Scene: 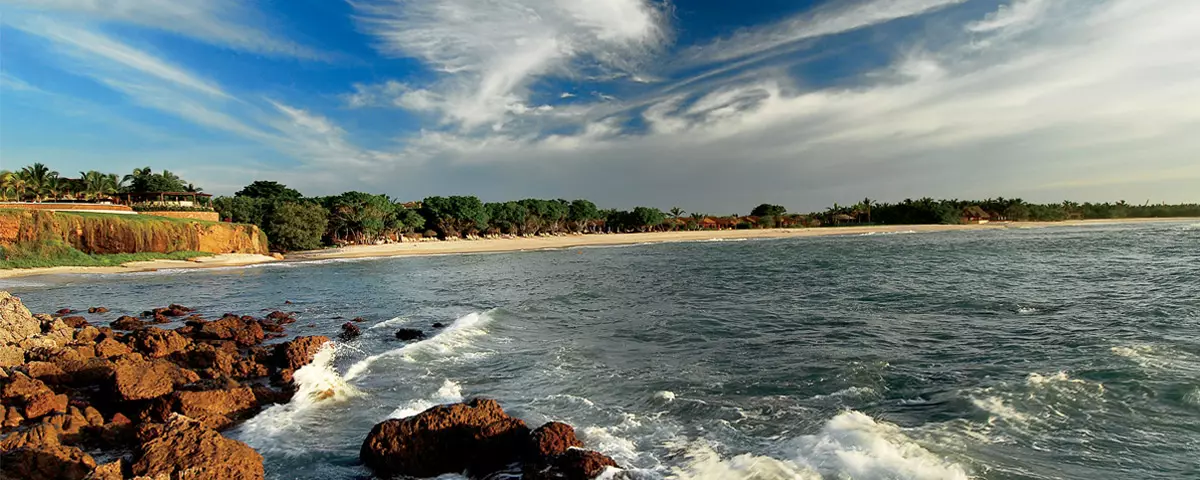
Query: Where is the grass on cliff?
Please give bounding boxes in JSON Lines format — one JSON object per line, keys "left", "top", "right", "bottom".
{"left": 0, "top": 239, "right": 212, "bottom": 269}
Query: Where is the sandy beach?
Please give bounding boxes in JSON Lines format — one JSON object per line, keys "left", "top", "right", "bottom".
{"left": 1, "top": 217, "right": 1194, "bottom": 279}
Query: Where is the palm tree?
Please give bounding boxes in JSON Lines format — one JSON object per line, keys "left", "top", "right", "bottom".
{"left": 42, "top": 176, "right": 63, "bottom": 201}
{"left": 2, "top": 170, "right": 28, "bottom": 201}
{"left": 861, "top": 197, "right": 873, "bottom": 224}
{"left": 19, "top": 163, "right": 59, "bottom": 202}
{"left": 122, "top": 167, "right": 151, "bottom": 192}
{"left": 668, "top": 207, "right": 685, "bottom": 231}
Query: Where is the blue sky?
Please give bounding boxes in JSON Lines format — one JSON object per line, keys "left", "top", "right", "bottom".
{"left": 1, "top": 0, "right": 1198, "bottom": 212}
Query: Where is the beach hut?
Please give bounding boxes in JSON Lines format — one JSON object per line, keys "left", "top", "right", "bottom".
{"left": 962, "top": 206, "right": 991, "bottom": 224}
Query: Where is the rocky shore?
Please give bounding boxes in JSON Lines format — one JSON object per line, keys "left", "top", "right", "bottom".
{"left": 0, "top": 292, "right": 620, "bottom": 479}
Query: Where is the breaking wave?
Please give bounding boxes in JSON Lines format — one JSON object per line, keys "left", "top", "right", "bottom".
{"left": 388, "top": 379, "right": 465, "bottom": 419}
{"left": 344, "top": 310, "right": 495, "bottom": 381}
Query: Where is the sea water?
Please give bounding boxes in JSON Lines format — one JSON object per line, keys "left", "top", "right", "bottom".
{"left": 5, "top": 221, "right": 1199, "bottom": 479}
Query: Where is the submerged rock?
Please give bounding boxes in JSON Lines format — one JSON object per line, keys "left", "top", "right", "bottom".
{"left": 360, "top": 398, "right": 531, "bottom": 478}
{"left": 339, "top": 322, "right": 362, "bottom": 340}
{"left": 394, "top": 328, "right": 426, "bottom": 341}
{"left": 110, "top": 315, "right": 145, "bottom": 331}
{"left": 87, "top": 307, "right": 109, "bottom": 314}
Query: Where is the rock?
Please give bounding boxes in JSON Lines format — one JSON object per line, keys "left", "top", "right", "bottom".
{"left": 23, "top": 392, "right": 69, "bottom": 419}
{"left": 177, "top": 343, "right": 235, "bottom": 378}
{"left": 352, "top": 317, "right": 366, "bottom": 323}
{"left": 528, "top": 422, "right": 584, "bottom": 459}
{"left": 395, "top": 328, "right": 426, "bottom": 341}
{"left": 110, "top": 359, "right": 198, "bottom": 401}
{"left": 3, "top": 407, "right": 24, "bottom": 428}
{"left": 360, "top": 398, "right": 531, "bottom": 478}
{"left": 87, "top": 307, "right": 110, "bottom": 314}
{"left": 152, "top": 313, "right": 171, "bottom": 324}
{"left": 339, "top": 322, "right": 361, "bottom": 341}
{"left": 273, "top": 336, "right": 329, "bottom": 371}
{"left": 43, "top": 406, "right": 91, "bottom": 435}
{"left": 432, "top": 322, "right": 446, "bottom": 329}
{"left": 86, "top": 460, "right": 124, "bottom": 480}
{"left": 265, "top": 311, "right": 292, "bottom": 321}
{"left": 83, "top": 406, "right": 104, "bottom": 427}
{"left": 94, "top": 338, "right": 132, "bottom": 358}
{"left": 0, "top": 421, "right": 61, "bottom": 451}
{"left": 56, "top": 308, "right": 75, "bottom": 315}
{"left": 195, "top": 315, "right": 265, "bottom": 346}
{"left": 0, "top": 292, "right": 42, "bottom": 345}
{"left": 250, "top": 385, "right": 293, "bottom": 406}
{"left": 271, "top": 253, "right": 285, "bottom": 260}
{"left": 110, "top": 316, "right": 145, "bottom": 331}
{"left": 60, "top": 316, "right": 89, "bottom": 328}
{"left": 170, "top": 386, "right": 258, "bottom": 430}
{"left": 24, "top": 361, "right": 69, "bottom": 384}
{"left": 0, "top": 443, "right": 97, "bottom": 480}
{"left": 131, "top": 415, "right": 264, "bottom": 480}
{"left": 0, "top": 344, "right": 25, "bottom": 367}
{"left": 153, "top": 305, "right": 192, "bottom": 317}
{"left": 128, "top": 327, "right": 190, "bottom": 359}
{"left": 3, "top": 372, "right": 53, "bottom": 403}
{"left": 524, "top": 449, "right": 621, "bottom": 480}
{"left": 74, "top": 326, "right": 101, "bottom": 344}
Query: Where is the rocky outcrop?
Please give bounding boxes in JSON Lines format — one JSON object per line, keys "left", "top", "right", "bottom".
{"left": 395, "top": 328, "right": 426, "bottom": 341}
{"left": 0, "top": 294, "right": 327, "bottom": 480}
{"left": 0, "top": 209, "right": 268, "bottom": 255}
{"left": 339, "top": 322, "right": 361, "bottom": 340}
{"left": 361, "top": 399, "right": 621, "bottom": 480}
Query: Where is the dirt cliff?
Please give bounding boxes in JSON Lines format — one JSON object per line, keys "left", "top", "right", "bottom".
{"left": 0, "top": 210, "right": 268, "bottom": 255}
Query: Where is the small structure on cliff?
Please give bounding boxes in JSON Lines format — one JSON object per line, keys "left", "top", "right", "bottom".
{"left": 119, "top": 192, "right": 214, "bottom": 209}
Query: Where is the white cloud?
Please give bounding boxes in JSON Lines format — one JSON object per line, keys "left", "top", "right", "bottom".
{"left": 966, "top": 0, "right": 1048, "bottom": 33}
{"left": 0, "top": 0, "right": 321, "bottom": 58}
{"left": 0, "top": 72, "right": 40, "bottom": 92}
{"left": 351, "top": 0, "right": 670, "bottom": 129}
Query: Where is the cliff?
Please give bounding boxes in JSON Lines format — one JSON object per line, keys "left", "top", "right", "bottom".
{"left": 0, "top": 209, "right": 268, "bottom": 256}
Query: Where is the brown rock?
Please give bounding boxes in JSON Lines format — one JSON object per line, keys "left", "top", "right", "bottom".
{"left": 339, "top": 322, "right": 361, "bottom": 340}
{"left": 87, "top": 307, "right": 110, "bottom": 314}
{"left": 2, "top": 372, "right": 53, "bottom": 403}
{"left": 0, "top": 443, "right": 96, "bottom": 480}
{"left": 196, "top": 315, "right": 265, "bottom": 346}
{"left": 177, "top": 343, "right": 235, "bottom": 378}
{"left": 171, "top": 386, "right": 258, "bottom": 430}
{"left": 0, "top": 421, "right": 62, "bottom": 450}
{"left": 0, "top": 344, "right": 26, "bottom": 367}
{"left": 110, "top": 315, "right": 145, "bottom": 331}
{"left": 265, "top": 311, "right": 292, "bottom": 321}
{"left": 528, "top": 422, "right": 585, "bottom": 459}
{"left": 94, "top": 338, "right": 131, "bottom": 358}
{"left": 250, "top": 384, "right": 293, "bottom": 406}
{"left": 86, "top": 460, "right": 124, "bottom": 480}
{"left": 25, "top": 361, "right": 69, "bottom": 384}
{"left": 360, "top": 398, "right": 532, "bottom": 478}
{"left": 128, "top": 327, "right": 191, "bottom": 359}
{"left": 74, "top": 326, "right": 101, "bottom": 344}
{"left": 60, "top": 316, "right": 89, "bottom": 328}
{"left": 111, "top": 359, "right": 197, "bottom": 401}
{"left": 152, "top": 313, "right": 171, "bottom": 324}
{"left": 56, "top": 308, "right": 75, "bottom": 315}
{"left": 24, "top": 392, "right": 70, "bottom": 419}
{"left": 84, "top": 406, "right": 105, "bottom": 427}
{"left": 131, "top": 415, "right": 264, "bottom": 480}
{"left": 274, "top": 336, "right": 329, "bottom": 371}
{"left": 3, "top": 407, "right": 24, "bottom": 428}
{"left": 43, "top": 406, "right": 91, "bottom": 436}
{"left": 41, "top": 319, "right": 76, "bottom": 347}
{"left": 0, "top": 292, "right": 42, "bottom": 345}
{"left": 524, "top": 449, "right": 621, "bottom": 480}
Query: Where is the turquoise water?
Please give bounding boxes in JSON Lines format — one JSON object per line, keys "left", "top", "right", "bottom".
{"left": 5, "top": 221, "right": 1200, "bottom": 479}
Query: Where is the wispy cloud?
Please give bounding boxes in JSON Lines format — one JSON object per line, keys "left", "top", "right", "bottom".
{"left": 0, "top": 0, "right": 323, "bottom": 59}
{"left": 350, "top": 0, "right": 670, "bottom": 129}
{"left": 0, "top": 72, "right": 42, "bottom": 92}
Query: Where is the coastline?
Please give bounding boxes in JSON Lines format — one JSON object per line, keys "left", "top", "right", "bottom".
{"left": 2, "top": 217, "right": 1195, "bottom": 279}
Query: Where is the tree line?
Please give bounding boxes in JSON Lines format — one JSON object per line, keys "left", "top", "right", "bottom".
{"left": 814, "top": 197, "right": 1200, "bottom": 225}
{"left": 0, "top": 163, "right": 201, "bottom": 202}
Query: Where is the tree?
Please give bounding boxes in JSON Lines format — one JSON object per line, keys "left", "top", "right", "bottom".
{"left": 235, "top": 181, "right": 303, "bottom": 201}
{"left": 323, "top": 191, "right": 396, "bottom": 244}
{"left": 861, "top": 198, "right": 873, "bottom": 224}
{"left": 668, "top": 207, "right": 685, "bottom": 231}
{"left": 750, "top": 204, "right": 786, "bottom": 218}
{"left": 486, "top": 201, "right": 528, "bottom": 234}
{"left": 420, "top": 196, "right": 489, "bottom": 238}
{"left": 80, "top": 171, "right": 119, "bottom": 201}
{"left": 266, "top": 202, "right": 328, "bottom": 252}
{"left": 19, "top": 163, "right": 58, "bottom": 202}
{"left": 630, "top": 206, "right": 665, "bottom": 232}
{"left": 567, "top": 199, "right": 600, "bottom": 232}
{"left": 213, "top": 196, "right": 270, "bottom": 225}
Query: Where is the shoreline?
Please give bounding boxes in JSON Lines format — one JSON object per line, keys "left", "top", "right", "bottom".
{"left": 2, "top": 217, "right": 1195, "bottom": 279}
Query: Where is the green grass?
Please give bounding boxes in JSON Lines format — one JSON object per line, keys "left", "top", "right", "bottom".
{"left": 0, "top": 240, "right": 213, "bottom": 269}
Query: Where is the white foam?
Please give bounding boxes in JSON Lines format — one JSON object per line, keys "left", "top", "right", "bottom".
{"left": 809, "top": 386, "right": 879, "bottom": 401}
{"left": 388, "top": 379, "right": 465, "bottom": 419}
{"left": 1184, "top": 388, "right": 1200, "bottom": 407}
{"left": 234, "top": 343, "right": 360, "bottom": 453}
{"left": 654, "top": 391, "right": 676, "bottom": 402}
{"left": 344, "top": 310, "right": 495, "bottom": 381}
{"left": 672, "top": 411, "right": 968, "bottom": 480}
{"left": 859, "top": 230, "right": 917, "bottom": 236}
{"left": 367, "top": 316, "right": 408, "bottom": 330}
{"left": 1016, "top": 306, "right": 1039, "bottom": 314}
{"left": 970, "top": 396, "right": 1032, "bottom": 425}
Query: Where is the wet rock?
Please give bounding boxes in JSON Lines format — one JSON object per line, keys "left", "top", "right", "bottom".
{"left": 153, "top": 304, "right": 193, "bottom": 318}
{"left": 0, "top": 443, "right": 97, "bottom": 480}
{"left": 523, "top": 449, "right": 621, "bottom": 480}
{"left": 1, "top": 292, "right": 42, "bottom": 345}
{"left": 131, "top": 415, "right": 264, "bottom": 480}
{"left": 265, "top": 311, "right": 292, "bottom": 321}
{"left": 340, "top": 322, "right": 362, "bottom": 341}
{"left": 273, "top": 336, "right": 329, "bottom": 371}
{"left": 128, "top": 327, "right": 191, "bottom": 359}
{"left": 170, "top": 386, "right": 258, "bottom": 430}
{"left": 55, "top": 308, "right": 74, "bottom": 315}
{"left": 351, "top": 317, "right": 365, "bottom": 322}
{"left": 60, "top": 316, "right": 89, "bottom": 328}
{"left": 87, "top": 307, "right": 109, "bottom": 314}
{"left": 360, "top": 398, "right": 531, "bottom": 478}
{"left": 395, "top": 328, "right": 426, "bottom": 341}
{"left": 432, "top": 322, "right": 446, "bottom": 329}
{"left": 251, "top": 384, "right": 293, "bottom": 406}
{"left": 152, "top": 313, "right": 171, "bottom": 324}
{"left": 110, "top": 315, "right": 145, "bottom": 331}
{"left": 527, "top": 422, "right": 584, "bottom": 459}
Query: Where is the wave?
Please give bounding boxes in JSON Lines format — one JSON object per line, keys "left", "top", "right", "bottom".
{"left": 388, "top": 379, "right": 465, "bottom": 419}
{"left": 233, "top": 343, "right": 360, "bottom": 454}
{"left": 672, "top": 411, "right": 968, "bottom": 480}
{"left": 367, "top": 316, "right": 409, "bottom": 330}
{"left": 859, "top": 230, "right": 917, "bottom": 236}
{"left": 344, "top": 310, "right": 495, "bottom": 381}
{"left": 1111, "top": 343, "right": 1200, "bottom": 372}
{"left": 808, "top": 386, "right": 879, "bottom": 402}
{"left": 1015, "top": 306, "right": 1039, "bottom": 314}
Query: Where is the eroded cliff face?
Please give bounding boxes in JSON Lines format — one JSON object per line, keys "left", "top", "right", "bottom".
{"left": 0, "top": 210, "right": 268, "bottom": 255}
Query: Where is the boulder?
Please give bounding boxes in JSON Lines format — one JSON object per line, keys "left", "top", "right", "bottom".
{"left": 24, "top": 361, "right": 69, "bottom": 384}
{"left": 0, "top": 344, "right": 25, "bottom": 367}
{"left": 352, "top": 317, "right": 366, "bottom": 323}
{"left": 23, "top": 392, "right": 69, "bottom": 419}
{"left": 0, "top": 443, "right": 97, "bottom": 480}
{"left": 60, "top": 316, "right": 89, "bottom": 328}
{"left": 339, "top": 322, "right": 361, "bottom": 341}
{"left": 110, "top": 316, "right": 145, "bottom": 331}
{"left": 265, "top": 311, "right": 292, "bottom": 321}
{"left": 110, "top": 359, "right": 199, "bottom": 401}
{"left": 0, "top": 421, "right": 61, "bottom": 451}
{"left": 0, "top": 292, "right": 42, "bottom": 345}
{"left": 432, "top": 322, "right": 446, "bottom": 329}
{"left": 42, "top": 406, "right": 92, "bottom": 436}
{"left": 176, "top": 343, "right": 235, "bottom": 378}
{"left": 3, "top": 406, "right": 25, "bottom": 428}
{"left": 524, "top": 449, "right": 620, "bottom": 480}
{"left": 195, "top": 315, "right": 265, "bottom": 346}
{"left": 395, "top": 328, "right": 426, "bottom": 341}
{"left": 273, "top": 336, "right": 329, "bottom": 371}
{"left": 86, "top": 460, "right": 124, "bottom": 480}
{"left": 527, "top": 422, "right": 584, "bottom": 459}
{"left": 56, "top": 308, "right": 75, "bottom": 315}
{"left": 87, "top": 307, "right": 110, "bottom": 314}
{"left": 170, "top": 386, "right": 258, "bottom": 430}
{"left": 74, "top": 326, "right": 101, "bottom": 344}
{"left": 3, "top": 372, "right": 54, "bottom": 403}
{"left": 360, "top": 398, "right": 531, "bottom": 478}
{"left": 128, "top": 327, "right": 191, "bottom": 359}
{"left": 131, "top": 415, "right": 264, "bottom": 480}
{"left": 94, "top": 338, "right": 131, "bottom": 358}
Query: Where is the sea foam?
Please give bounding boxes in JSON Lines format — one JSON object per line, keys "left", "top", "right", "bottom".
{"left": 388, "top": 379, "right": 465, "bottom": 419}
{"left": 344, "top": 310, "right": 495, "bottom": 381}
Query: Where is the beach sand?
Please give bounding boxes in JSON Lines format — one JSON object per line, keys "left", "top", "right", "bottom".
{"left": 1, "top": 217, "right": 1194, "bottom": 278}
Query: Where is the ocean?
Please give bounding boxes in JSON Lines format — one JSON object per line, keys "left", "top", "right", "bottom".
{"left": 4, "top": 221, "right": 1199, "bottom": 479}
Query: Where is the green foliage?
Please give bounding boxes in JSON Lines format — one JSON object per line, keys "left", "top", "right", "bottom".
{"left": 0, "top": 239, "right": 211, "bottom": 269}
{"left": 214, "top": 196, "right": 270, "bottom": 226}
{"left": 323, "top": 191, "right": 397, "bottom": 243}
{"left": 605, "top": 207, "right": 666, "bottom": 232}
{"left": 266, "top": 202, "right": 328, "bottom": 252}
{"left": 750, "top": 204, "right": 787, "bottom": 217}
{"left": 132, "top": 205, "right": 215, "bottom": 212}
{"left": 568, "top": 199, "right": 600, "bottom": 232}
{"left": 486, "top": 201, "right": 528, "bottom": 234}
{"left": 235, "top": 181, "right": 303, "bottom": 201}
{"left": 121, "top": 168, "right": 195, "bottom": 194}
{"left": 421, "top": 196, "right": 489, "bottom": 238}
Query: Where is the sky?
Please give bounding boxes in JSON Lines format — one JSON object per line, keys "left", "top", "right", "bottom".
{"left": 0, "top": 0, "right": 1197, "bottom": 213}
